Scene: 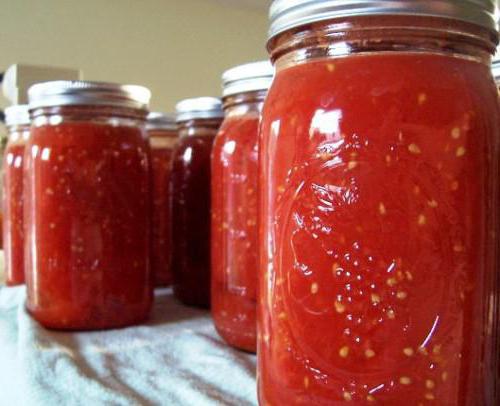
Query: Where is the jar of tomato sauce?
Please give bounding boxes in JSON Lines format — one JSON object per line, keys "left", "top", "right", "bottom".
{"left": 258, "top": 1, "right": 500, "bottom": 404}
{"left": 3, "top": 105, "right": 30, "bottom": 286}
{"left": 493, "top": 56, "right": 500, "bottom": 87}
{"left": 0, "top": 126, "right": 6, "bottom": 251}
{"left": 147, "top": 112, "right": 178, "bottom": 287}
{"left": 172, "top": 97, "right": 223, "bottom": 308}
{"left": 26, "top": 81, "right": 152, "bottom": 330}
{"left": 0, "top": 121, "right": 8, "bottom": 251}
{"left": 212, "top": 61, "right": 273, "bottom": 352}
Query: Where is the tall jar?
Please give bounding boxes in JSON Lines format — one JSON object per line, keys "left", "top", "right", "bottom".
{"left": 212, "top": 62, "right": 273, "bottom": 352}
{"left": 26, "top": 81, "right": 152, "bottom": 330}
{"left": 147, "top": 112, "right": 178, "bottom": 287}
{"left": 493, "top": 56, "right": 500, "bottom": 88}
{"left": 0, "top": 119, "right": 7, "bottom": 251}
{"left": 172, "top": 98, "right": 223, "bottom": 308}
{"left": 3, "top": 105, "right": 30, "bottom": 286}
{"left": 258, "top": 1, "right": 500, "bottom": 404}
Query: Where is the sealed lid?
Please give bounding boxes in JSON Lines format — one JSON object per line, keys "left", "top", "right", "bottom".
{"left": 28, "top": 80, "right": 151, "bottom": 110}
{"left": 175, "top": 97, "right": 224, "bottom": 122}
{"left": 147, "top": 112, "right": 177, "bottom": 131}
{"left": 4, "top": 104, "right": 30, "bottom": 127}
{"left": 222, "top": 61, "right": 274, "bottom": 97}
{"left": 269, "top": 0, "right": 498, "bottom": 39}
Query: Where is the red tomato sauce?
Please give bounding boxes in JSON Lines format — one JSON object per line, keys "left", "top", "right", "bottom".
{"left": 0, "top": 213, "right": 3, "bottom": 249}
{"left": 3, "top": 141, "right": 27, "bottom": 286}
{"left": 171, "top": 134, "right": 215, "bottom": 307}
{"left": 212, "top": 114, "right": 259, "bottom": 352}
{"left": 258, "top": 54, "right": 499, "bottom": 404}
{"left": 25, "top": 122, "right": 152, "bottom": 330}
{"left": 149, "top": 130, "right": 177, "bottom": 287}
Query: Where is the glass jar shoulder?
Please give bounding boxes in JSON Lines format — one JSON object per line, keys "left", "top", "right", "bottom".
{"left": 262, "top": 52, "right": 499, "bottom": 152}
{"left": 218, "top": 113, "right": 260, "bottom": 141}
{"left": 214, "top": 114, "right": 260, "bottom": 160}
{"left": 4, "top": 131, "right": 28, "bottom": 174}
{"left": 26, "top": 122, "right": 149, "bottom": 173}
{"left": 30, "top": 121, "right": 146, "bottom": 147}
{"left": 4, "top": 138, "right": 27, "bottom": 159}
{"left": 148, "top": 128, "right": 178, "bottom": 150}
{"left": 25, "top": 122, "right": 150, "bottom": 197}
{"left": 6, "top": 128, "right": 30, "bottom": 148}
{"left": 172, "top": 134, "right": 215, "bottom": 166}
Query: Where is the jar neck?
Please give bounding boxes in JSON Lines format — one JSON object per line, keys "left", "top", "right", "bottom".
{"left": 268, "top": 16, "right": 497, "bottom": 71}
{"left": 7, "top": 124, "right": 30, "bottom": 144}
{"left": 147, "top": 128, "right": 178, "bottom": 149}
{"left": 223, "top": 90, "right": 267, "bottom": 118}
{"left": 31, "top": 105, "right": 148, "bottom": 128}
{"left": 147, "top": 128, "right": 177, "bottom": 138}
{"left": 177, "top": 117, "right": 222, "bottom": 137}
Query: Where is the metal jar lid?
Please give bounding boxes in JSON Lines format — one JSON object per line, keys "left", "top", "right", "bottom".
{"left": 4, "top": 104, "right": 30, "bottom": 127}
{"left": 269, "top": 0, "right": 498, "bottom": 40}
{"left": 222, "top": 61, "right": 274, "bottom": 97}
{"left": 147, "top": 112, "right": 177, "bottom": 131}
{"left": 28, "top": 80, "right": 151, "bottom": 110}
{"left": 175, "top": 97, "right": 224, "bottom": 122}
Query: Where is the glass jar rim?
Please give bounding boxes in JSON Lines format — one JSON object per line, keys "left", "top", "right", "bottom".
{"left": 269, "top": 0, "right": 499, "bottom": 41}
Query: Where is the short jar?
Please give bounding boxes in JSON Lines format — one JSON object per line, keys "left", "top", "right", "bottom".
{"left": 211, "top": 61, "right": 273, "bottom": 352}
{"left": 3, "top": 105, "right": 30, "bottom": 286}
{"left": 492, "top": 56, "right": 500, "bottom": 88}
{"left": 147, "top": 112, "right": 178, "bottom": 287}
{"left": 25, "top": 81, "right": 153, "bottom": 330}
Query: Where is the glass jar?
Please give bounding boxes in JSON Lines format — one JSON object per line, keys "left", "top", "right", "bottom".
{"left": 172, "top": 97, "right": 223, "bottom": 308}
{"left": 258, "top": 1, "right": 500, "bottom": 404}
{"left": 0, "top": 119, "right": 7, "bottom": 251}
{"left": 147, "top": 112, "right": 178, "bottom": 287}
{"left": 493, "top": 56, "right": 500, "bottom": 88}
{"left": 211, "top": 62, "right": 273, "bottom": 352}
{"left": 25, "top": 81, "right": 152, "bottom": 330}
{"left": 3, "top": 105, "right": 30, "bottom": 286}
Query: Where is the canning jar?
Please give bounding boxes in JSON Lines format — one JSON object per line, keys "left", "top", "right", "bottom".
{"left": 26, "top": 81, "right": 152, "bottom": 330}
{"left": 493, "top": 56, "right": 500, "bottom": 88}
{"left": 212, "top": 61, "right": 273, "bottom": 352}
{"left": 172, "top": 98, "right": 223, "bottom": 308}
{"left": 147, "top": 112, "right": 178, "bottom": 287}
{"left": 3, "top": 105, "right": 30, "bottom": 286}
{"left": 258, "top": 1, "right": 500, "bottom": 404}
{"left": 0, "top": 123, "right": 7, "bottom": 250}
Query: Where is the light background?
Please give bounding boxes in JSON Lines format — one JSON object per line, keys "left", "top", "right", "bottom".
{"left": 0, "top": 0, "right": 270, "bottom": 112}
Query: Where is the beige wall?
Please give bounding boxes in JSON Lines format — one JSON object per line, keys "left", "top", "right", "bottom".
{"left": 0, "top": 0, "right": 269, "bottom": 111}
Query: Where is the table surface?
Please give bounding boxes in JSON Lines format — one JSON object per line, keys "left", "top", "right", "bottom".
{"left": 0, "top": 285, "right": 257, "bottom": 406}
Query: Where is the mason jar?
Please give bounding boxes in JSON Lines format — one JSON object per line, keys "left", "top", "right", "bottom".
{"left": 26, "top": 81, "right": 153, "bottom": 330}
{"left": 147, "top": 112, "right": 178, "bottom": 287}
{"left": 3, "top": 105, "right": 30, "bottom": 286}
{"left": 258, "top": 1, "right": 500, "bottom": 404}
{"left": 492, "top": 55, "right": 500, "bottom": 88}
{"left": 171, "top": 97, "right": 223, "bottom": 308}
{"left": 211, "top": 61, "right": 273, "bottom": 352}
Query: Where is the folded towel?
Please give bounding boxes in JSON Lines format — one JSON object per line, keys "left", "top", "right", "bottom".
{"left": 0, "top": 286, "right": 257, "bottom": 406}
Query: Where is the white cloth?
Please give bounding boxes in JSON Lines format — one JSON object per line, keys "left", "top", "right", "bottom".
{"left": 0, "top": 286, "right": 257, "bottom": 406}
